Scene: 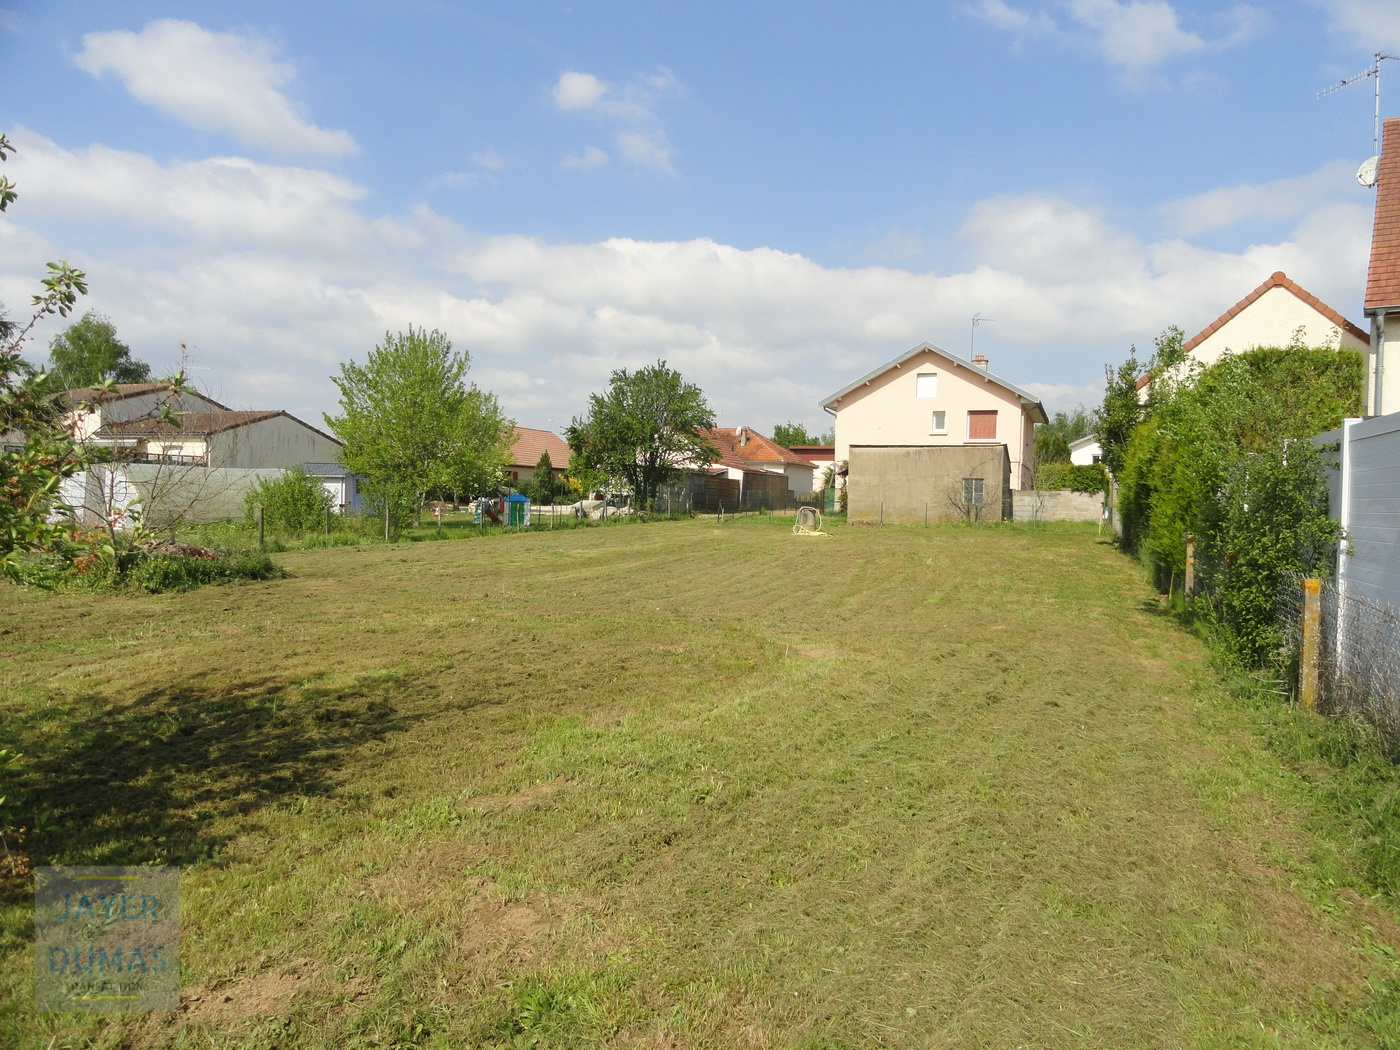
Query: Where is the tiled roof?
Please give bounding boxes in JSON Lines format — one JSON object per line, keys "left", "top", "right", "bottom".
{"left": 63, "top": 383, "right": 231, "bottom": 410}
{"left": 1366, "top": 118, "right": 1400, "bottom": 312}
{"left": 100, "top": 410, "right": 282, "bottom": 437}
{"left": 509, "top": 427, "right": 571, "bottom": 469}
{"left": 1136, "top": 271, "right": 1370, "bottom": 389}
{"left": 700, "top": 427, "right": 817, "bottom": 468}
{"left": 789, "top": 444, "right": 835, "bottom": 461}
{"left": 821, "top": 342, "right": 1049, "bottom": 424}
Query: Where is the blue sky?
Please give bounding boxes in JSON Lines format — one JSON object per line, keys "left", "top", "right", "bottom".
{"left": 2, "top": 1, "right": 1398, "bottom": 435}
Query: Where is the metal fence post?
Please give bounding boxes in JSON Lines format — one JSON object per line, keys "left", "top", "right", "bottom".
{"left": 1301, "top": 577, "right": 1321, "bottom": 712}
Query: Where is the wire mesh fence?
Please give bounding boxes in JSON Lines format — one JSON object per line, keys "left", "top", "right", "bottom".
{"left": 1277, "top": 572, "right": 1400, "bottom": 741}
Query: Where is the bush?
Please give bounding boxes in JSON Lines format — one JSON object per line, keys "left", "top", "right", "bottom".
{"left": 1114, "top": 344, "right": 1361, "bottom": 663}
{"left": 244, "top": 467, "right": 333, "bottom": 533}
{"left": 1034, "top": 462, "right": 1107, "bottom": 494}
{"left": 127, "top": 552, "right": 282, "bottom": 593}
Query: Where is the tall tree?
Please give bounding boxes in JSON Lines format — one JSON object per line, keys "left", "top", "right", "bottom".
{"left": 772, "top": 421, "right": 818, "bottom": 448}
{"left": 530, "top": 451, "right": 557, "bottom": 503}
{"left": 1094, "top": 348, "right": 1144, "bottom": 478}
{"left": 566, "top": 361, "right": 718, "bottom": 506}
{"left": 324, "top": 327, "right": 512, "bottom": 519}
{"left": 47, "top": 311, "right": 151, "bottom": 388}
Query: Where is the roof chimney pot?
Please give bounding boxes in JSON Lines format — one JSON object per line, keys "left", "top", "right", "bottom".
{"left": 972, "top": 353, "right": 989, "bottom": 370}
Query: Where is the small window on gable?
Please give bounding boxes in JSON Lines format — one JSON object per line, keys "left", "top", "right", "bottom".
{"left": 930, "top": 411, "right": 947, "bottom": 434}
{"left": 916, "top": 373, "right": 938, "bottom": 398}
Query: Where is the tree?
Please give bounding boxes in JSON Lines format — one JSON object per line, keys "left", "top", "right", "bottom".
{"left": 530, "top": 451, "right": 558, "bottom": 504}
{"left": 772, "top": 422, "right": 815, "bottom": 448}
{"left": 244, "top": 467, "right": 333, "bottom": 533}
{"left": 566, "top": 361, "right": 718, "bottom": 506}
{"left": 1094, "top": 347, "right": 1144, "bottom": 478}
{"left": 324, "top": 327, "right": 512, "bottom": 521}
{"left": 47, "top": 311, "right": 152, "bottom": 388}
{"left": 772, "top": 422, "right": 835, "bottom": 448}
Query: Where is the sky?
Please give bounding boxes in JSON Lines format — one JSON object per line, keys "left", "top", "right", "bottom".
{"left": 2, "top": 1, "right": 1399, "bottom": 437}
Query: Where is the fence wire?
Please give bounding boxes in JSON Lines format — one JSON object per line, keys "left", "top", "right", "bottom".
{"left": 1277, "top": 573, "right": 1400, "bottom": 739}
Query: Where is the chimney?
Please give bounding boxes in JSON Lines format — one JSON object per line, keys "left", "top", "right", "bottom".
{"left": 972, "top": 354, "right": 989, "bottom": 371}
{"left": 738, "top": 426, "right": 748, "bottom": 446}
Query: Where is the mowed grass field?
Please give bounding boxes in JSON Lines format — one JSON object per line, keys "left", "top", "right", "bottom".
{"left": 3, "top": 518, "right": 1399, "bottom": 1048}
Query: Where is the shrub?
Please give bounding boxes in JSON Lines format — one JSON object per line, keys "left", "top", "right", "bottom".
{"left": 244, "top": 467, "right": 333, "bottom": 533}
{"left": 1034, "top": 462, "right": 1107, "bottom": 494}
{"left": 127, "top": 552, "right": 282, "bottom": 593}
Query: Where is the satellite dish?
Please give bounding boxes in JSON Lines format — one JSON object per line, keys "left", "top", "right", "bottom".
{"left": 1358, "top": 155, "right": 1381, "bottom": 187}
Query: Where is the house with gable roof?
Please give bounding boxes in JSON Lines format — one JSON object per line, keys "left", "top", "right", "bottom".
{"left": 506, "top": 427, "right": 571, "bottom": 485}
{"left": 820, "top": 342, "right": 1047, "bottom": 523}
{"left": 700, "top": 426, "right": 819, "bottom": 497}
{"left": 1136, "top": 271, "right": 1369, "bottom": 398}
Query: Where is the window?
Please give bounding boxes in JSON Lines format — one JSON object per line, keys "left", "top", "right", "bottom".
{"left": 962, "top": 477, "right": 985, "bottom": 507}
{"left": 916, "top": 373, "right": 938, "bottom": 398}
{"left": 930, "top": 410, "right": 947, "bottom": 434}
{"left": 967, "top": 410, "right": 998, "bottom": 440}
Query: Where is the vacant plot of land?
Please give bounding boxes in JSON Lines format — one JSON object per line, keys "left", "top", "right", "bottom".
{"left": 2, "top": 519, "right": 1398, "bottom": 1048}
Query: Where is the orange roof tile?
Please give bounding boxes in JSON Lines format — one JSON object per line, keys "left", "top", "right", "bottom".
{"left": 700, "top": 427, "right": 817, "bottom": 469}
{"left": 1366, "top": 118, "right": 1400, "bottom": 312}
{"left": 508, "top": 427, "right": 571, "bottom": 470}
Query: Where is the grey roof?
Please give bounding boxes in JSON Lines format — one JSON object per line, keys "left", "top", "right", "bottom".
{"left": 820, "top": 342, "right": 1049, "bottom": 425}
{"left": 301, "top": 461, "right": 353, "bottom": 475}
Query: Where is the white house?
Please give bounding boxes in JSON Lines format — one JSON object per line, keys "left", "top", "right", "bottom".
{"left": 1068, "top": 435, "right": 1103, "bottom": 466}
{"left": 821, "top": 343, "right": 1047, "bottom": 492}
{"left": 1137, "top": 271, "right": 1369, "bottom": 398}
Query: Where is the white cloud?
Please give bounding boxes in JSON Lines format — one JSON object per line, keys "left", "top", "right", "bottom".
{"left": 1158, "top": 161, "right": 1358, "bottom": 235}
{"left": 553, "top": 71, "right": 607, "bottom": 111}
{"left": 616, "top": 131, "right": 674, "bottom": 174}
{"left": 0, "top": 126, "right": 1372, "bottom": 432}
{"left": 969, "top": 1, "right": 1261, "bottom": 76}
{"left": 1315, "top": 0, "right": 1400, "bottom": 51}
{"left": 551, "top": 68, "right": 681, "bottom": 172}
{"left": 472, "top": 148, "right": 509, "bottom": 173}
{"left": 74, "top": 19, "right": 358, "bottom": 157}
{"left": 965, "top": 0, "right": 1055, "bottom": 35}
{"left": 562, "top": 146, "right": 609, "bottom": 169}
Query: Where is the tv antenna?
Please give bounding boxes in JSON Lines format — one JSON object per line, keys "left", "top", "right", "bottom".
{"left": 970, "top": 313, "right": 994, "bottom": 357}
{"left": 1318, "top": 51, "right": 1398, "bottom": 180}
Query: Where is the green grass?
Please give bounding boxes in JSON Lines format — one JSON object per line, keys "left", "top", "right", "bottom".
{"left": 2, "top": 518, "right": 1399, "bottom": 1047}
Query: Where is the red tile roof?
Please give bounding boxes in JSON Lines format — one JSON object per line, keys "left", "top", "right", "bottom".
{"left": 509, "top": 427, "right": 571, "bottom": 470}
{"left": 1136, "top": 271, "right": 1369, "bottom": 389}
{"left": 1366, "top": 118, "right": 1400, "bottom": 312}
{"left": 700, "top": 427, "right": 817, "bottom": 469}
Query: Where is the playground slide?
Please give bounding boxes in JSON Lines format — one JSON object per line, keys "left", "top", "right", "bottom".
{"left": 483, "top": 502, "right": 502, "bottom": 525}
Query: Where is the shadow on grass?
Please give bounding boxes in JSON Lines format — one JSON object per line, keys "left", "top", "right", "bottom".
{"left": 2, "top": 670, "right": 428, "bottom": 905}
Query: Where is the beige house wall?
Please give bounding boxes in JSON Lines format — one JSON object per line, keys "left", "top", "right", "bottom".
{"left": 1187, "top": 285, "right": 1369, "bottom": 373}
{"left": 829, "top": 348, "right": 1036, "bottom": 489}
{"left": 1368, "top": 314, "right": 1400, "bottom": 416}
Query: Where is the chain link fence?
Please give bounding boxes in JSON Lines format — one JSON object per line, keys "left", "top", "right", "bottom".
{"left": 1277, "top": 573, "right": 1400, "bottom": 741}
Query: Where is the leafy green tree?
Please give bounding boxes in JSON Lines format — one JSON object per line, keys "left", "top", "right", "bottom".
{"left": 1116, "top": 345, "right": 1362, "bottom": 663}
{"left": 1094, "top": 348, "right": 1144, "bottom": 478}
{"left": 530, "top": 451, "right": 558, "bottom": 504}
{"left": 324, "top": 327, "right": 512, "bottom": 522}
{"left": 772, "top": 422, "right": 816, "bottom": 448}
{"left": 566, "top": 361, "right": 718, "bottom": 506}
{"left": 244, "top": 467, "right": 333, "bottom": 533}
{"left": 47, "top": 311, "right": 151, "bottom": 388}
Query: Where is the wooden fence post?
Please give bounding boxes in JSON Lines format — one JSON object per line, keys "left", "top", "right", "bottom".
{"left": 1301, "top": 577, "right": 1321, "bottom": 712}
{"left": 1184, "top": 534, "right": 1195, "bottom": 599}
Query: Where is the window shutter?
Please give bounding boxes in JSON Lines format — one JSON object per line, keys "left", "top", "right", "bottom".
{"left": 968, "top": 410, "right": 998, "bottom": 440}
